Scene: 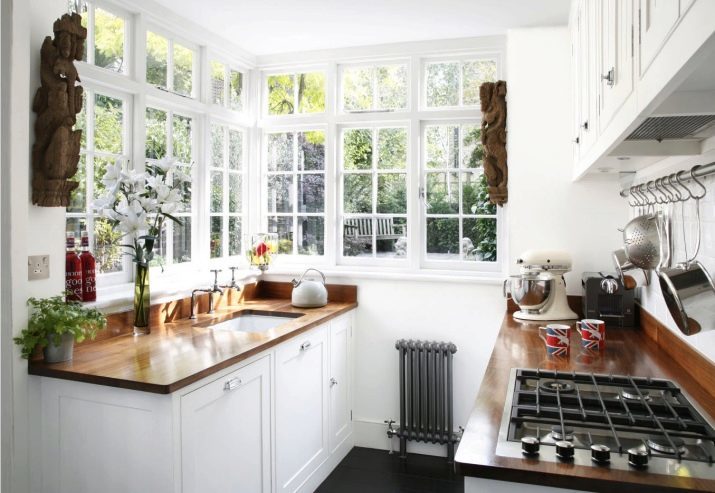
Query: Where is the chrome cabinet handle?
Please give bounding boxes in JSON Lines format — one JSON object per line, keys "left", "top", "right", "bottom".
{"left": 224, "top": 377, "right": 242, "bottom": 391}
{"left": 330, "top": 377, "right": 338, "bottom": 387}
{"left": 581, "top": 120, "right": 589, "bottom": 131}
{"left": 602, "top": 68, "right": 615, "bottom": 87}
{"left": 300, "top": 341, "right": 311, "bottom": 351}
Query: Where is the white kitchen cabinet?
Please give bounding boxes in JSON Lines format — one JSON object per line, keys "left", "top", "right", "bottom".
{"left": 572, "top": 0, "right": 599, "bottom": 157}
{"left": 275, "top": 324, "right": 329, "bottom": 493}
{"left": 181, "top": 356, "right": 271, "bottom": 493}
{"left": 599, "top": 0, "right": 634, "bottom": 131}
{"left": 329, "top": 314, "right": 352, "bottom": 453}
{"left": 638, "top": 0, "right": 680, "bottom": 77}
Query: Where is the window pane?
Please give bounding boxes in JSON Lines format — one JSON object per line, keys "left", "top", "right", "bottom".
{"left": 426, "top": 172, "right": 459, "bottom": 213}
{"left": 377, "top": 128, "right": 407, "bottom": 170}
{"left": 297, "top": 216, "right": 324, "bottom": 255}
{"left": 343, "top": 129, "right": 372, "bottom": 170}
{"left": 172, "top": 114, "right": 192, "bottom": 163}
{"left": 376, "top": 217, "right": 407, "bottom": 258}
{"left": 377, "top": 174, "right": 406, "bottom": 214}
{"left": 376, "top": 65, "right": 407, "bottom": 110}
{"left": 343, "top": 218, "right": 372, "bottom": 257}
{"left": 146, "top": 31, "right": 168, "bottom": 87}
{"left": 298, "top": 72, "right": 325, "bottom": 113}
{"left": 94, "top": 8, "right": 124, "bottom": 72}
{"left": 228, "top": 217, "right": 242, "bottom": 256}
{"left": 228, "top": 129, "right": 243, "bottom": 170}
{"left": 210, "top": 216, "right": 222, "bottom": 258}
{"left": 426, "top": 218, "right": 459, "bottom": 258}
{"left": 463, "top": 218, "right": 497, "bottom": 262}
{"left": 268, "top": 216, "right": 293, "bottom": 254}
{"left": 94, "top": 156, "right": 118, "bottom": 199}
{"left": 267, "top": 74, "right": 295, "bottom": 115}
{"left": 425, "top": 125, "right": 459, "bottom": 169}
{"left": 426, "top": 62, "right": 459, "bottom": 107}
{"left": 173, "top": 218, "right": 192, "bottom": 263}
{"left": 344, "top": 174, "right": 372, "bottom": 214}
{"left": 210, "top": 61, "right": 225, "bottom": 105}
{"left": 211, "top": 124, "right": 224, "bottom": 168}
{"left": 230, "top": 70, "right": 243, "bottom": 111}
{"left": 68, "top": 155, "right": 86, "bottom": 213}
{"left": 267, "top": 133, "right": 294, "bottom": 172}
{"left": 145, "top": 107, "right": 167, "bottom": 159}
{"left": 176, "top": 165, "right": 192, "bottom": 213}
{"left": 65, "top": 217, "right": 86, "bottom": 246}
{"left": 298, "top": 131, "right": 325, "bottom": 171}
{"left": 297, "top": 174, "right": 324, "bottom": 213}
{"left": 77, "top": 91, "right": 87, "bottom": 149}
{"left": 343, "top": 66, "right": 372, "bottom": 111}
{"left": 173, "top": 43, "right": 193, "bottom": 96}
{"left": 463, "top": 60, "right": 497, "bottom": 106}
{"left": 94, "top": 94, "right": 123, "bottom": 154}
{"left": 95, "top": 218, "right": 123, "bottom": 273}
{"left": 462, "top": 124, "right": 483, "bottom": 168}
{"left": 228, "top": 174, "right": 241, "bottom": 213}
{"left": 266, "top": 175, "right": 293, "bottom": 213}
{"left": 210, "top": 171, "right": 223, "bottom": 213}
{"left": 463, "top": 172, "right": 496, "bottom": 215}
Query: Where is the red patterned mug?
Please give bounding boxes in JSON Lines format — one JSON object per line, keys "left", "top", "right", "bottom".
{"left": 577, "top": 319, "right": 606, "bottom": 350}
{"left": 539, "top": 324, "right": 571, "bottom": 356}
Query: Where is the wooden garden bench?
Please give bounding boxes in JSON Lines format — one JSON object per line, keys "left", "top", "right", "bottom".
{"left": 344, "top": 218, "right": 405, "bottom": 241}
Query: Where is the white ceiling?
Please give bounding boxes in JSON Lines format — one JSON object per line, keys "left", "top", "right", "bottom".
{"left": 155, "top": 0, "right": 571, "bottom": 56}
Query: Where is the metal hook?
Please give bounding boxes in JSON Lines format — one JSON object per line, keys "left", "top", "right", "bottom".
{"left": 627, "top": 186, "right": 639, "bottom": 207}
{"left": 689, "top": 165, "right": 707, "bottom": 200}
{"left": 645, "top": 181, "right": 660, "bottom": 205}
{"left": 665, "top": 173, "right": 683, "bottom": 202}
{"left": 676, "top": 169, "right": 697, "bottom": 200}
{"left": 653, "top": 178, "right": 669, "bottom": 204}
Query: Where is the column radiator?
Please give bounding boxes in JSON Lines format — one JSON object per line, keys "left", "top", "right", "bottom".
{"left": 389, "top": 339, "right": 460, "bottom": 462}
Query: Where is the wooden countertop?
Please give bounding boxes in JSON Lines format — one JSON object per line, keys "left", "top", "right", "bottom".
{"left": 455, "top": 313, "right": 715, "bottom": 493}
{"left": 28, "top": 296, "right": 357, "bottom": 394}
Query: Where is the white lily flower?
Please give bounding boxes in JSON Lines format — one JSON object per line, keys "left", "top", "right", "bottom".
{"left": 101, "top": 160, "right": 123, "bottom": 189}
{"left": 145, "top": 174, "right": 162, "bottom": 189}
{"left": 119, "top": 207, "right": 147, "bottom": 237}
{"left": 156, "top": 157, "right": 177, "bottom": 174}
{"left": 161, "top": 201, "right": 179, "bottom": 215}
{"left": 102, "top": 208, "right": 122, "bottom": 221}
{"left": 173, "top": 168, "right": 191, "bottom": 183}
{"left": 93, "top": 193, "right": 115, "bottom": 212}
{"left": 138, "top": 196, "right": 158, "bottom": 213}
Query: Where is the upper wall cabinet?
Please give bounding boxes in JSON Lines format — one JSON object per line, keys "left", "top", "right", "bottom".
{"left": 570, "top": 0, "right": 715, "bottom": 179}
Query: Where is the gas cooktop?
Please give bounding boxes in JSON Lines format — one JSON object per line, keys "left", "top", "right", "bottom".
{"left": 496, "top": 368, "right": 715, "bottom": 478}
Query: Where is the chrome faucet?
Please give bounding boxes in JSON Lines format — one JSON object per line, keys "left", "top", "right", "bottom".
{"left": 190, "top": 269, "right": 224, "bottom": 320}
{"left": 221, "top": 266, "right": 242, "bottom": 291}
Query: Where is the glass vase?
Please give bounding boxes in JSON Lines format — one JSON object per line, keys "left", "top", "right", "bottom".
{"left": 133, "top": 262, "right": 150, "bottom": 335}
{"left": 248, "top": 232, "right": 278, "bottom": 272}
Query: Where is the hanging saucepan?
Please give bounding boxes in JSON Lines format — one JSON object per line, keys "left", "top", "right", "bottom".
{"left": 657, "top": 167, "right": 715, "bottom": 336}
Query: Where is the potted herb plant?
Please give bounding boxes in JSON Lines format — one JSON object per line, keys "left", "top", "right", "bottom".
{"left": 14, "top": 296, "right": 106, "bottom": 363}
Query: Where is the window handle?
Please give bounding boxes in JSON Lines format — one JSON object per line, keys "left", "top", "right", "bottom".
{"left": 419, "top": 186, "right": 431, "bottom": 210}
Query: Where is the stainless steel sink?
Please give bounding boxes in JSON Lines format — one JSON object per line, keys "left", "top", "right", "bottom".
{"left": 208, "top": 310, "right": 304, "bottom": 333}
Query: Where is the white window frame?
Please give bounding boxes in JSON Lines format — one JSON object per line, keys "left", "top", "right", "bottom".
{"left": 337, "top": 122, "right": 411, "bottom": 267}
{"left": 260, "top": 125, "right": 328, "bottom": 262}
{"left": 208, "top": 119, "right": 248, "bottom": 264}
{"left": 338, "top": 60, "right": 410, "bottom": 114}
{"left": 419, "top": 119, "right": 501, "bottom": 272}
{"left": 67, "top": 83, "right": 134, "bottom": 286}
{"left": 421, "top": 54, "right": 500, "bottom": 111}
{"left": 262, "top": 68, "right": 327, "bottom": 119}
{"left": 79, "top": 0, "right": 132, "bottom": 76}
{"left": 145, "top": 23, "right": 200, "bottom": 99}
{"left": 207, "top": 56, "right": 249, "bottom": 113}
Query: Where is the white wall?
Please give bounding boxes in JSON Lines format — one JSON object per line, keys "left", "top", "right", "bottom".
{"left": 506, "top": 28, "right": 627, "bottom": 292}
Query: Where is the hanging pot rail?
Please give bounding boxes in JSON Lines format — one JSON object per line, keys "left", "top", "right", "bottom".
{"left": 619, "top": 162, "right": 714, "bottom": 202}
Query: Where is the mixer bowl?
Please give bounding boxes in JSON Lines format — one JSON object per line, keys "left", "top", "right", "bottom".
{"left": 508, "top": 275, "right": 553, "bottom": 311}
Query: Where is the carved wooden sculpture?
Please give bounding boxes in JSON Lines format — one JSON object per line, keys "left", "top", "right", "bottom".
{"left": 31, "top": 13, "right": 86, "bottom": 207}
{"left": 479, "top": 80, "right": 508, "bottom": 206}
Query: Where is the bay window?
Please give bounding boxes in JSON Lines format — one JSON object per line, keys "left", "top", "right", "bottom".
{"left": 424, "top": 58, "right": 497, "bottom": 108}
{"left": 74, "top": 1, "right": 128, "bottom": 74}
{"left": 265, "top": 71, "right": 326, "bottom": 116}
{"left": 210, "top": 60, "right": 246, "bottom": 112}
{"left": 340, "top": 63, "right": 408, "bottom": 112}
{"left": 146, "top": 29, "right": 196, "bottom": 98}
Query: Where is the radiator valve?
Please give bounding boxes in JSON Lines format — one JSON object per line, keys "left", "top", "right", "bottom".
{"left": 385, "top": 419, "right": 396, "bottom": 437}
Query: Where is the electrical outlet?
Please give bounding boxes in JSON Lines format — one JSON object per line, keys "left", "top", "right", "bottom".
{"left": 28, "top": 255, "right": 50, "bottom": 281}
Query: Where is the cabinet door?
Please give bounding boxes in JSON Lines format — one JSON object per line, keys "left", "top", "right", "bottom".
{"left": 275, "top": 325, "right": 329, "bottom": 493}
{"left": 181, "top": 356, "right": 271, "bottom": 493}
{"left": 639, "top": 0, "right": 680, "bottom": 76}
{"left": 329, "top": 315, "right": 352, "bottom": 452}
{"left": 600, "top": 0, "right": 634, "bottom": 131}
{"left": 575, "top": 0, "right": 599, "bottom": 156}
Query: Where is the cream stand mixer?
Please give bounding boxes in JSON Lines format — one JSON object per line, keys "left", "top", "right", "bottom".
{"left": 504, "top": 250, "right": 578, "bottom": 321}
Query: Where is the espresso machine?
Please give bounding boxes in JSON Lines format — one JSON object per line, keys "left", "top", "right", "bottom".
{"left": 581, "top": 272, "right": 636, "bottom": 327}
{"left": 504, "top": 250, "right": 578, "bottom": 321}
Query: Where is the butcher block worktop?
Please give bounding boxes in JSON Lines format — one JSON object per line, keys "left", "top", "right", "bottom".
{"left": 28, "top": 281, "right": 357, "bottom": 394}
{"left": 455, "top": 310, "right": 715, "bottom": 493}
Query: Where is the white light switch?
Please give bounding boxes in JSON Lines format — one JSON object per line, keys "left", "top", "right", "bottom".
{"left": 28, "top": 255, "right": 50, "bottom": 281}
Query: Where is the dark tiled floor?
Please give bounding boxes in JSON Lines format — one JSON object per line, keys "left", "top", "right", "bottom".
{"left": 316, "top": 447, "right": 464, "bottom": 493}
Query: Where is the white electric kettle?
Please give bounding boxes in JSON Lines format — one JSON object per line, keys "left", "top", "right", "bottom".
{"left": 291, "top": 268, "right": 328, "bottom": 308}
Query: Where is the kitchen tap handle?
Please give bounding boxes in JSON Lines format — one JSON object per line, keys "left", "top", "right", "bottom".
{"left": 210, "top": 269, "right": 222, "bottom": 288}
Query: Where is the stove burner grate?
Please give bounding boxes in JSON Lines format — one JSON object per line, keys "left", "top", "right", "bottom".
{"left": 539, "top": 380, "right": 575, "bottom": 394}
{"left": 550, "top": 425, "right": 574, "bottom": 441}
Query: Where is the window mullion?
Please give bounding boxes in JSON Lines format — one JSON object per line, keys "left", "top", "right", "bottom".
{"left": 87, "top": 4, "right": 95, "bottom": 65}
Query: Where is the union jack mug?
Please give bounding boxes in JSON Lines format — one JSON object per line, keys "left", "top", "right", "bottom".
{"left": 538, "top": 324, "right": 571, "bottom": 357}
{"left": 576, "top": 319, "right": 606, "bottom": 351}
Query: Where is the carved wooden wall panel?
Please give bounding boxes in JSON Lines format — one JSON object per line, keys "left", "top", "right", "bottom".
{"left": 480, "top": 81, "right": 508, "bottom": 206}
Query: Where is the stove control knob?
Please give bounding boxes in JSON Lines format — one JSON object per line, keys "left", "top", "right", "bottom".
{"left": 591, "top": 444, "right": 611, "bottom": 464}
{"left": 628, "top": 448, "right": 649, "bottom": 468}
{"left": 521, "top": 436, "right": 540, "bottom": 456}
{"left": 555, "top": 440, "right": 574, "bottom": 461}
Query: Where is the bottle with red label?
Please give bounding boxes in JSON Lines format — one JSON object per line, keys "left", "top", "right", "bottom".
{"left": 79, "top": 230, "right": 96, "bottom": 302}
{"left": 65, "top": 232, "right": 83, "bottom": 301}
